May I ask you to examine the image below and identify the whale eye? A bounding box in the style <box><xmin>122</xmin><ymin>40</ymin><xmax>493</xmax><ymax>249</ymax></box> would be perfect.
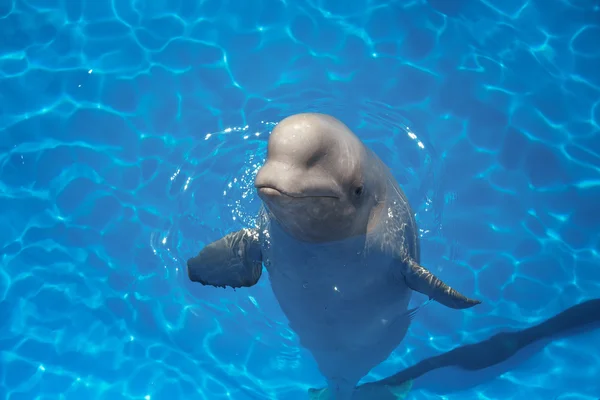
<box><xmin>354</xmin><ymin>185</ymin><xmax>364</xmax><ymax>197</ymax></box>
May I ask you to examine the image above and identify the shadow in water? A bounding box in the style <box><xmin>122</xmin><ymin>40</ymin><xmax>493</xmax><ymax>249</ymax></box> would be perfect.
<box><xmin>361</xmin><ymin>299</ymin><xmax>600</xmax><ymax>394</ymax></box>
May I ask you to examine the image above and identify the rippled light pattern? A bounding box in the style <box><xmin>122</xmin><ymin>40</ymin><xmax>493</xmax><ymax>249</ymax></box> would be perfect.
<box><xmin>0</xmin><ymin>0</ymin><xmax>599</xmax><ymax>399</ymax></box>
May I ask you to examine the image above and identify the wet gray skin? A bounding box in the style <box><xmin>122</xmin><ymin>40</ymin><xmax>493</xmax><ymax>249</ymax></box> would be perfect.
<box><xmin>187</xmin><ymin>113</ymin><xmax>481</xmax><ymax>400</ymax></box>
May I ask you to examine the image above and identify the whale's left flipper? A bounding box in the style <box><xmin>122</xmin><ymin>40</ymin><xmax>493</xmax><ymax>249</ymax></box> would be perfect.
<box><xmin>187</xmin><ymin>228</ymin><xmax>263</xmax><ymax>289</ymax></box>
<box><xmin>400</xmin><ymin>258</ymin><xmax>481</xmax><ymax>310</ymax></box>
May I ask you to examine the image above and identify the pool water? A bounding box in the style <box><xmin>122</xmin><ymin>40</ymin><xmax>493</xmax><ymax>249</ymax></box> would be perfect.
<box><xmin>1</xmin><ymin>0</ymin><xmax>599</xmax><ymax>399</ymax></box>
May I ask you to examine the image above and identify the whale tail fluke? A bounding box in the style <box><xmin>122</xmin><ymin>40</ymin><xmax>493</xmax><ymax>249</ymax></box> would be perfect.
<box><xmin>308</xmin><ymin>387</ymin><xmax>329</xmax><ymax>400</ymax></box>
<box><xmin>384</xmin><ymin>380</ymin><xmax>413</xmax><ymax>399</ymax></box>
<box><xmin>308</xmin><ymin>380</ymin><xmax>412</xmax><ymax>400</ymax></box>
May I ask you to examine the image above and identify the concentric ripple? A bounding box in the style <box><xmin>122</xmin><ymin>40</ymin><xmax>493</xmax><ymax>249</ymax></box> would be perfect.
<box><xmin>1</xmin><ymin>0</ymin><xmax>599</xmax><ymax>399</ymax></box>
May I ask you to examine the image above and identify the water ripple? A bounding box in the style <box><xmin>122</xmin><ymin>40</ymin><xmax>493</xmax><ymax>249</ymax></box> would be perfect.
<box><xmin>1</xmin><ymin>0</ymin><xmax>599</xmax><ymax>399</ymax></box>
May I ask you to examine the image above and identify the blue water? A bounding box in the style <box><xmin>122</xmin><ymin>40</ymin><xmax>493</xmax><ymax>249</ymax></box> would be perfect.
<box><xmin>1</xmin><ymin>0</ymin><xmax>599</xmax><ymax>399</ymax></box>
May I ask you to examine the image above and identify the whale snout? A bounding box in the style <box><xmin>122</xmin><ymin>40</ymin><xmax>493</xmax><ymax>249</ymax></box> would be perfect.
<box><xmin>186</xmin><ymin>255</ymin><xmax>205</xmax><ymax>284</ymax></box>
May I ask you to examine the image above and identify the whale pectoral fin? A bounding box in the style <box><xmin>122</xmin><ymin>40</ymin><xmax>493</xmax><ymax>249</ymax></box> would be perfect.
<box><xmin>399</xmin><ymin>258</ymin><xmax>482</xmax><ymax>309</ymax></box>
<box><xmin>187</xmin><ymin>228</ymin><xmax>263</xmax><ymax>289</ymax></box>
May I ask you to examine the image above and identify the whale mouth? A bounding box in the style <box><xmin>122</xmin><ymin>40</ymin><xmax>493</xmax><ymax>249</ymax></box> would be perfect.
<box><xmin>257</xmin><ymin>186</ymin><xmax>287</xmax><ymax>197</ymax></box>
<box><xmin>256</xmin><ymin>186</ymin><xmax>339</xmax><ymax>199</ymax></box>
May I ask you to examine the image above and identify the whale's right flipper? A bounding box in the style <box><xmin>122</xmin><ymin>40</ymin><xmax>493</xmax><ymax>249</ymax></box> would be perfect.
<box><xmin>187</xmin><ymin>228</ymin><xmax>263</xmax><ymax>289</ymax></box>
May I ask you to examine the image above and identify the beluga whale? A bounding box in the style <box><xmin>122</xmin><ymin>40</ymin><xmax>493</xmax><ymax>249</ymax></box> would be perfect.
<box><xmin>187</xmin><ymin>113</ymin><xmax>481</xmax><ymax>399</ymax></box>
